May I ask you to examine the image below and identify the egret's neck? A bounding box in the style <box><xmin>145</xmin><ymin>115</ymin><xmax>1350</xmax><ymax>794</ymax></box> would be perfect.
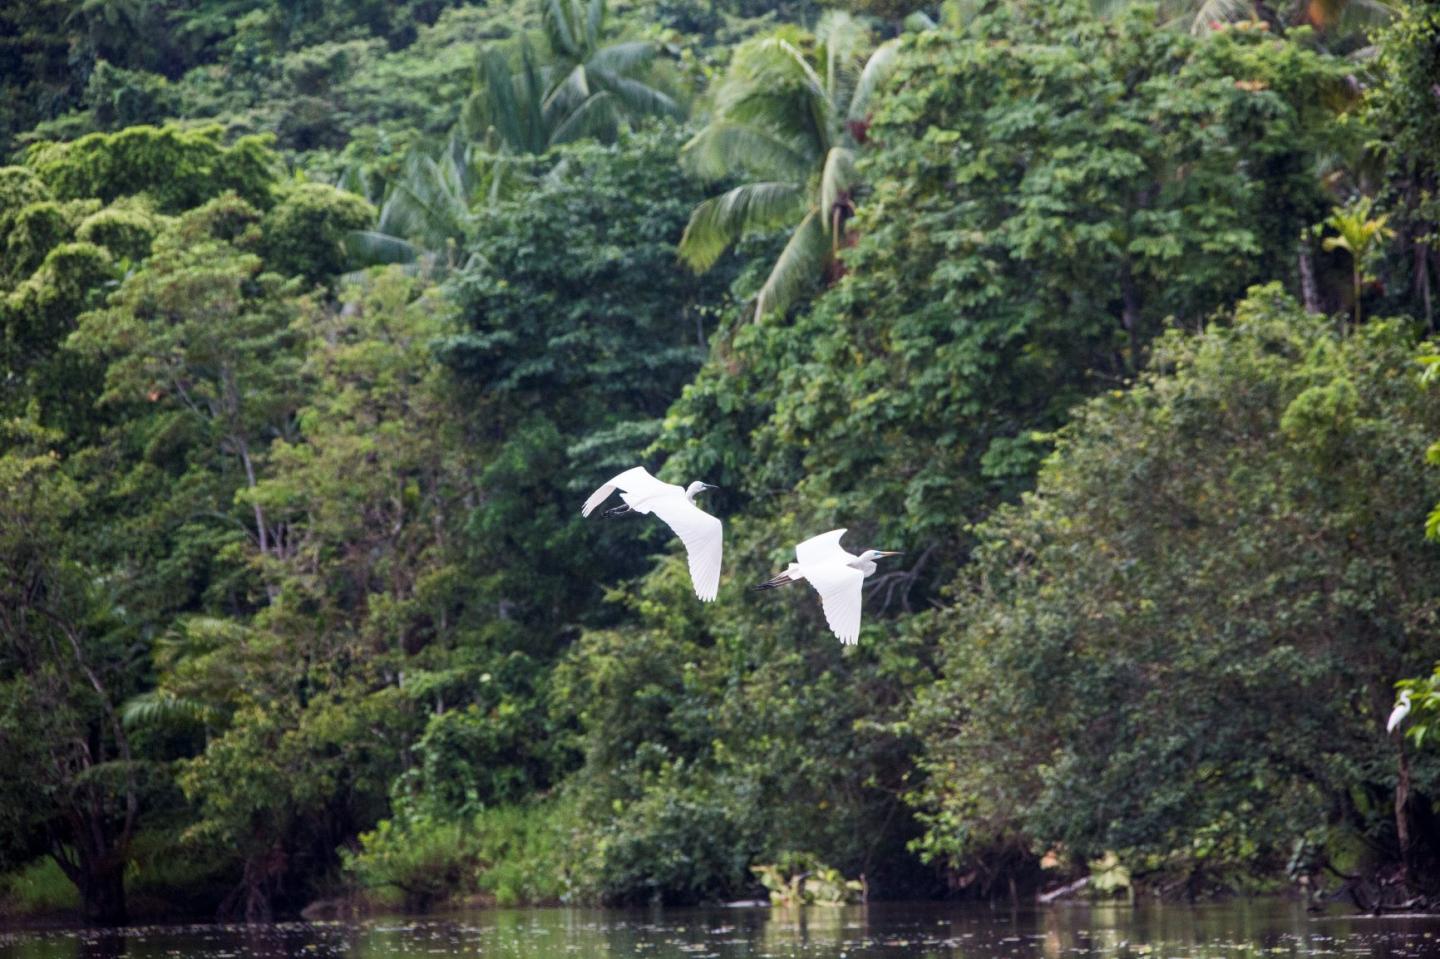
<box><xmin>849</xmin><ymin>557</ymin><xmax>877</xmax><ymax>577</ymax></box>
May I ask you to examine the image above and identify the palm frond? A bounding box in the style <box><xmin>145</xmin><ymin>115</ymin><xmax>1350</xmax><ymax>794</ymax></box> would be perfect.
<box><xmin>380</xmin><ymin>155</ymin><xmax>467</xmax><ymax>244</ymax></box>
<box><xmin>347</xmin><ymin>229</ymin><xmax>421</xmax><ymax>264</ymax></box>
<box><xmin>718</xmin><ymin>38</ymin><xmax>828</xmax><ymax>116</ymax></box>
<box><xmin>516</xmin><ymin>41</ymin><xmax>551</xmax><ymax>152</ymax></box>
<box><xmin>434</xmin><ymin>145</ymin><xmax>474</xmax><ymax>212</ymax></box>
<box><xmin>717</xmin><ymin>91</ymin><xmax>832</xmax><ymax>159</ymax></box>
<box><xmin>815</xmin><ymin>11</ymin><xmax>869</xmax><ymax>111</ymax></box>
<box><xmin>678</xmin><ymin>181</ymin><xmax>808</xmax><ymax>272</ymax></box>
<box><xmin>587</xmin><ymin>67</ymin><xmax>683</xmax><ymax>119</ymax></box>
<box><xmin>443</xmin><ymin>128</ymin><xmax>471</xmax><ymax>181</ymax></box>
<box><xmin>549</xmin><ymin>90</ymin><xmax>620</xmax><ymax>145</ymax></box>
<box><xmin>469</xmin><ymin>41</ymin><xmax>550</xmax><ymax>155</ymax></box>
<box><xmin>544</xmin><ymin>63</ymin><xmax>593</xmax><ymax>129</ymax></box>
<box><xmin>754</xmin><ymin>209</ymin><xmax>827</xmax><ymax>321</ymax></box>
<box><xmin>121</xmin><ymin>690</ymin><xmax>219</xmax><ymax>730</ymax></box>
<box><xmin>542</xmin><ymin>0</ymin><xmax>582</xmax><ymax>59</ymax></box>
<box><xmin>586</xmin><ymin>0</ymin><xmax>606</xmax><ymax>51</ymax></box>
<box><xmin>680</xmin><ymin>122</ymin><xmax>813</xmax><ymax>182</ymax></box>
<box><xmin>705</xmin><ymin>37</ymin><xmax>836</xmax><ymax>160</ymax></box>
<box><xmin>479</xmin><ymin>152</ymin><xmax>521</xmax><ymax>202</ymax></box>
<box><xmin>335</xmin><ymin>164</ymin><xmax>381</xmax><ymax>204</ymax></box>
<box><xmin>586</xmin><ymin>40</ymin><xmax>658</xmax><ymax>78</ymax></box>
<box><xmin>471</xmin><ymin>48</ymin><xmax>525</xmax><ymax>153</ymax></box>
<box><xmin>376</xmin><ymin>181</ymin><xmax>429</xmax><ymax>239</ymax></box>
<box><xmin>848</xmin><ymin>38</ymin><xmax>902</xmax><ymax>123</ymax></box>
<box><xmin>819</xmin><ymin>146</ymin><xmax>857</xmax><ymax>232</ymax></box>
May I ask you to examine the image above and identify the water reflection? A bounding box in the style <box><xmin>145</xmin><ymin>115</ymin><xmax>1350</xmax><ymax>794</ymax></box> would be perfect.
<box><xmin>2</xmin><ymin>901</ymin><xmax>1438</xmax><ymax>959</ymax></box>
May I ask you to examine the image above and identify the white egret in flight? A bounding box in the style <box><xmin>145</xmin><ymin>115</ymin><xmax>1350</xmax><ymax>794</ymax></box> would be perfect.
<box><xmin>582</xmin><ymin>467</ymin><xmax>722</xmax><ymax>601</ymax></box>
<box><xmin>1388</xmin><ymin>690</ymin><xmax>1413</xmax><ymax>734</ymax></box>
<box><xmin>754</xmin><ymin>528</ymin><xmax>900</xmax><ymax>644</ymax></box>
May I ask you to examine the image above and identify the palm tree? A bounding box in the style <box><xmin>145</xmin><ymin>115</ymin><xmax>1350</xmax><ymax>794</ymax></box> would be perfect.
<box><xmin>1321</xmin><ymin>195</ymin><xmax>1393</xmax><ymax>330</ymax></box>
<box><xmin>346</xmin><ymin>136</ymin><xmax>494</xmax><ymax>273</ymax></box>
<box><xmin>120</xmin><ymin>617</ymin><xmax>246</xmax><ymax>740</ymax></box>
<box><xmin>466</xmin><ymin>40</ymin><xmax>553</xmax><ymax>155</ymax></box>
<box><xmin>677</xmin><ymin>13</ymin><xmax>900</xmax><ymax>321</ymax></box>
<box><xmin>464</xmin><ymin>0</ymin><xmax>683</xmax><ymax>155</ymax></box>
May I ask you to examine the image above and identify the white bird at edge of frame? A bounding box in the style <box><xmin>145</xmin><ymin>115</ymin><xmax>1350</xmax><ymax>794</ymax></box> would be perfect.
<box><xmin>1388</xmin><ymin>689</ymin><xmax>1412</xmax><ymax>734</ymax></box>
<box><xmin>753</xmin><ymin>528</ymin><xmax>901</xmax><ymax>645</ymax></box>
<box><xmin>582</xmin><ymin>466</ymin><xmax>722</xmax><ymax>602</ymax></box>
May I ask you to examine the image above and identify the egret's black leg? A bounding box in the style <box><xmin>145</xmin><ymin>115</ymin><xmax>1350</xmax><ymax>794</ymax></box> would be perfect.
<box><xmin>604</xmin><ymin>503</ymin><xmax>634</xmax><ymax>517</ymax></box>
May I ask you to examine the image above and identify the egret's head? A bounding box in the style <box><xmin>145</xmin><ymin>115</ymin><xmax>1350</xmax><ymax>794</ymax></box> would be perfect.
<box><xmin>859</xmin><ymin>549</ymin><xmax>901</xmax><ymax>563</ymax></box>
<box><xmin>685</xmin><ymin>481</ymin><xmax>717</xmax><ymax>499</ymax></box>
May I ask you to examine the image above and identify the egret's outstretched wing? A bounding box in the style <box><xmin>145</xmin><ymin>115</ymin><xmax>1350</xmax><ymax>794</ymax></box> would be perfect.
<box><xmin>802</xmin><ymin>562</ymin><xmax>865</xmax><ymax>644</ymax></box>
<box><xmin>582</xmin><ymin>466</ymin><xmax>663</xmax><ymax>517</ymax></box>
<box><xmin>795</xmin><ymin>528</ymin><xmax>849</xmax><ymax>566</ymax></box>
<box><xmin>648</xmin><ymin>497</ymin><xmax>724</xmax><ymax>602</ymax></box>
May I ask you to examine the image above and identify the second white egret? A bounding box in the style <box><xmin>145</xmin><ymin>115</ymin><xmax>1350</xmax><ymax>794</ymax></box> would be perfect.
<box><xmin>582</xmin><ymin>466</ymin><xmax>723</xmax><ymax>602</ymax></box>
<box><xmin>754</xmin><ymin>528</ymin><xmax>900</xmax><ymax>644</ymax></box>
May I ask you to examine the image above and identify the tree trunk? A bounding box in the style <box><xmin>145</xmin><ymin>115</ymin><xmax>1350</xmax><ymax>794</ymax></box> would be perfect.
<box><xmin>1350</xmin><ymin>263</ymin><xmax>1361</xmax><ymax>333</ymax></box>
<box><xmin>1119</xmin><ymin>258</ymin><xmax>1143</xmax><ymax>373</ymax></box>
<box><xmin>78</xmin><ymin>856</ymin><xmax>128</xmax><ymax>927</ymax></box>
<box><xmin>1416</xmin><ymin>238</ymin><xmax>1433</xmax><ymax>331</ymax></box>
<box><xmin>1396</xmin><ymin>746</ymin><xmax>1413</xmax><ymax>870</ymax></box>
<box><xmin>1299</xmin><ymin>241</ymin><xmax>1321</xmax><ymax>314</ymax></box>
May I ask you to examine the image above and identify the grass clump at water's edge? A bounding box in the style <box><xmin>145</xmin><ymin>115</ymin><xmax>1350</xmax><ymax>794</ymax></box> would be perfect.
<box><xmin>342</xmin><ymin>800</ymin><xmax>574</xmax><ymax>910</ymax></box>
<box><xmin>0</xmin><ymin>858</ymin><xmax>80</xmax><ymax>918</ymax></box>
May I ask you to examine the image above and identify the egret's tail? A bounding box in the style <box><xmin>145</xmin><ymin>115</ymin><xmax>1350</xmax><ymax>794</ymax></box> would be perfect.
<box><xmin>752</xmin><ymin>571</ymin><xmax>794</xmax><ymax>590</ymax></box>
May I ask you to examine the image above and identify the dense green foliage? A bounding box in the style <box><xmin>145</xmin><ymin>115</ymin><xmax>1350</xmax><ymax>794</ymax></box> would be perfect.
<box><xmin>1365</xmin><ymin>0</ymin><xmax>1440</xmax><ymax>326</ymax></box>
<box><xmin>911</xmin><ymin>286</ymin><xmax>1440</xmax><ymax>890</ymax></box>
<box><xmin>664</xmin><ymin>3</ymin><xmax>1355</xmax><ymax>575</ymax></box>
<box><xmin>4</xmin><ymin>0</ymin><xmax>1440</xmax><ymax>928</ymax></box>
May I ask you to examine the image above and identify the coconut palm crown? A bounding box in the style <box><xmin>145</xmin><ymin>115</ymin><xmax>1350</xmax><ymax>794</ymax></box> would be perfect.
<box><xmin>345</xmin><ymin>136</ymin><xmax>490</xmax><ymax>274</ymax></box>
<box><xmin>465</xmin><ymin>0</ymin><xmax>684</xmax><ymax>156</ymax></box>
<box><xmin>678</xmin><ymin>13</ymin><xmax>900</xmax><ymax>321</ymax></box>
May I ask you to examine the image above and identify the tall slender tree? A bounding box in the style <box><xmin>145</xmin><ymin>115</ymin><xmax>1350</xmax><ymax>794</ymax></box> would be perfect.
<box><xmin>0</xmin><ymin>420</ymin><xmax>142</xmax><ymax>926</ymax></box>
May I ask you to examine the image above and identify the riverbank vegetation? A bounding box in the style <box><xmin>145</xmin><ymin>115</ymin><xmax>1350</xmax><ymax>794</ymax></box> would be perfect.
<box><xmin>2</xmin><ymin>0</ymin><xmax>1440</xmax><ymax>927</ymax></box>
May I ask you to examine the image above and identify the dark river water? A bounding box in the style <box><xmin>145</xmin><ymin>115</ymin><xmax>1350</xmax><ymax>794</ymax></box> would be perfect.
<box><xmin>2</xmin><ymin>900</ymin><xmax>1438</xmax><ymax>959</ymax></box>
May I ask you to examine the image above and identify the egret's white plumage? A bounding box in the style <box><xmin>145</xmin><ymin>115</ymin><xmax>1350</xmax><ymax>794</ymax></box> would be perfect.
<box><xmin>756</xmin><ymin>528</ymin><xmax>899</xmax><ymax>644</ymax></box>
<box><xmin>1388</xmin><ymin>690</ymin><xmax>1413</xmax><ymax>734</ymax></box>
<box><xmin>582</xmin><ymin>467</ymin><xmax>722</xmax><ymax>602</ymax></box>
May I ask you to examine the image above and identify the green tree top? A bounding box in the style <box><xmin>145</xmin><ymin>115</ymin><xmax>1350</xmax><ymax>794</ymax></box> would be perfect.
<box><xmin>24</xmin><ymin>124</ymin><xmax>277</xmax><ymax>211</ymax></box>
